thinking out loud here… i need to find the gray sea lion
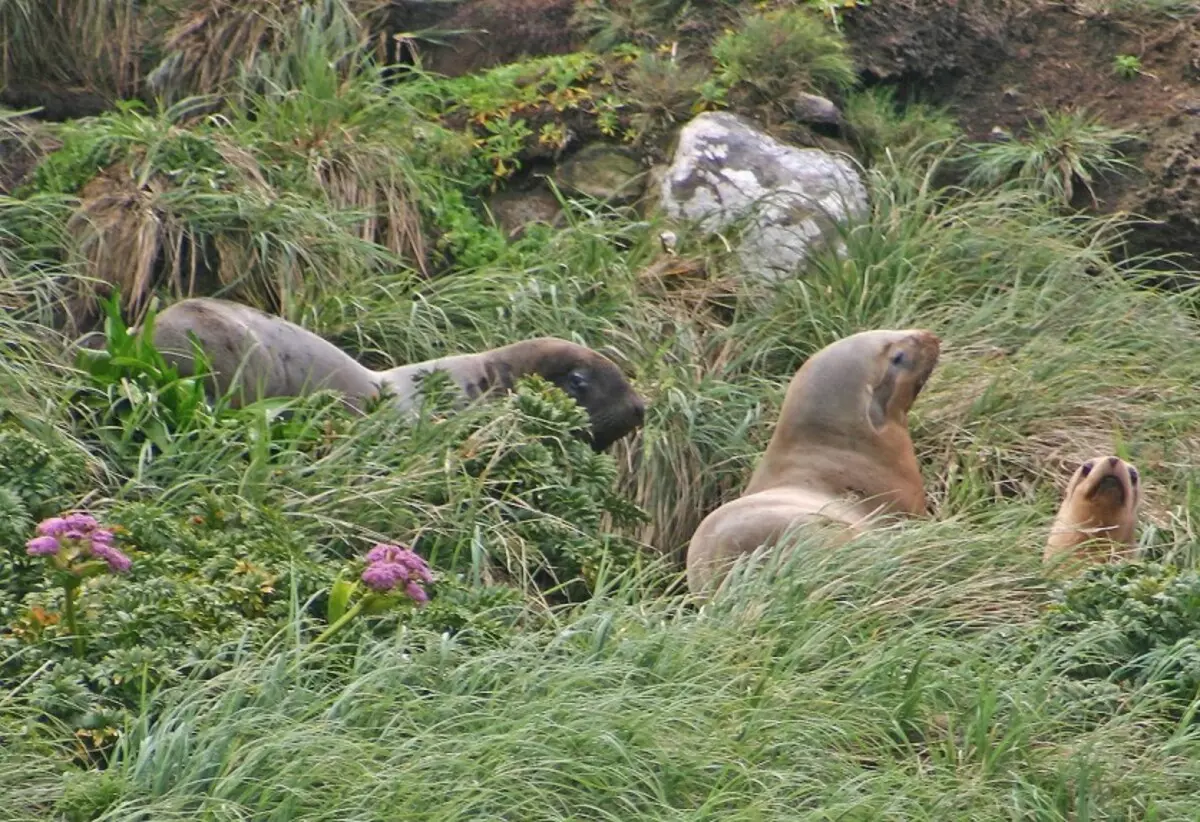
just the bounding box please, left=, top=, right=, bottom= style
left=148, top=297, right=646, bottom=451
left=686, top=328, right=941, bottom=597
left=1043, top=455, right=1140, bottom=569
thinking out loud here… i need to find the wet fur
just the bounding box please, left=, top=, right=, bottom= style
left=1044, top=455, right=1140, bottom=569
left=149, top=298, right=645, bottom=451
left=686, top=329, right=942, bottom=597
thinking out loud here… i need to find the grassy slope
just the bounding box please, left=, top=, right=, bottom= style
left=4, top=3, right=1200, bottom=819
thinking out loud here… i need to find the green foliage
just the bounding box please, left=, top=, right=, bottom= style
left=1040, top=561, right=1200, bottom=705
left=711, top=6, right=858, bottom=102
left=570, top=0, right=693, bottom=50
left=843, top=86, right=962, bottom=164
left=1112, top=53, right=1144, bottom=79
left=8, top=1, right=1200, bottom=814
left=0, top=427, right=88, bottom=595
left=963, top=109, right=1138, bottom=207
left=69, top=295, right=223, bottom=467
left=400, top=52, right=614, bottom=184
left=622, top=51, right=710, bottom=140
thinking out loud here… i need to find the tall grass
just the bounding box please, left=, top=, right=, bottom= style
left=5, top=6, right=1200, bottom=817
left=22, top=530, right=1200, bottom=820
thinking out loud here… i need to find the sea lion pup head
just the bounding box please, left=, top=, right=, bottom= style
left=475, top=337, right=646, bottom=451
left=1044, top=455, right=1141, bottom=568
left=745, top=328, right=941, bottom=515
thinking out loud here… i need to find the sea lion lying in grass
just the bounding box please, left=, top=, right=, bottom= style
left=148, top=297, right=646, bottom=451
left=1043, top=455, right=1141, bottom=569
left=686, top=328, right=941, bottom=597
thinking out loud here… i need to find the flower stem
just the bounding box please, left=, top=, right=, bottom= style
left=62, top=583, right=84, bottom=659
left=312, top=599, right=369, bottom=646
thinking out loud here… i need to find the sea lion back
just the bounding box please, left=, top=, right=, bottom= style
left=152, top=298, right=379, bottom=408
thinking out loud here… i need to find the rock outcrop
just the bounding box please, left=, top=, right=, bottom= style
left=659, top=112, right=868, bottom=280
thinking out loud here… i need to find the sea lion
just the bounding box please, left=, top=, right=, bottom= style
left=686, top=328, right=941, bottom=597
left=1043, top=455, right=1140, bottom=568
left=147, top=297, right=645, bottom=451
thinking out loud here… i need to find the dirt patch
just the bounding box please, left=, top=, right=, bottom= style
left=842, top=0, right=1018, bottom=83
left=846, top=0, right=1200, bottom=270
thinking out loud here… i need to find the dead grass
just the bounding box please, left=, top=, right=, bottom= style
left=0, top=0, right=161, bottom=101
left=147, top=0, right=384, bottom=104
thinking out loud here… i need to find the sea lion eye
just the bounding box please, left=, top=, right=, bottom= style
left=566, top=370, right=589, bottom=393
left=891, top=350, right=907, bottom=367
left=1128, top=466, right=1139, bottom=485
left=1080, top=460, right=1095, bottom=477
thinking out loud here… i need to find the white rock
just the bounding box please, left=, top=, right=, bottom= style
left=660, top=111, right=868, bottom=280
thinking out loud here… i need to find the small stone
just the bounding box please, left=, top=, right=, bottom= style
left=486, top=187, right=561, bottom=239
left=791, top=92, right=843, bottom=127
left=988, top=125, right=1012, bottom=142
left=555, top=144, right=646, bottom=204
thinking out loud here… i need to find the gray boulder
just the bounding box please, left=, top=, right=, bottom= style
left=660, top=111, right=868, bottom=280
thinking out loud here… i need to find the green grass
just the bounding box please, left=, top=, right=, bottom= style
left=20, top=532, right=1200, bottom=820
left=5, top=4, right=1200, bottom=819
left=712, top=5, right=858, bottom=103
left=963, top=109, right=1139, bottom=208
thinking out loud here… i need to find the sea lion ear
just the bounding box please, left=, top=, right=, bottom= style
left=868, top=359, right=898, bottom=430
left=479, top=360, right=516, bottom=396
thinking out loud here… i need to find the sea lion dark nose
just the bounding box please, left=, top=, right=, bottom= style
left=1107, top=456, right=1120, bottom=468
left=630, top=396, right=646, bottom=426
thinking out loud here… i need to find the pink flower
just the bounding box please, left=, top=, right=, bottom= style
left=26, top=535, right=61, bottom=557
left=361, top=543, right=432, bottom=604
left=35, top=517, right=69, bottom=538
left=63, top=513, right=98, bottom=530
left=361, top=562, right=410, bottom=593
left=404, top=581, right=429, bottom=604
left=27, top=513, right=131, bottom=574
left=91, top=542, right=132, bottom=574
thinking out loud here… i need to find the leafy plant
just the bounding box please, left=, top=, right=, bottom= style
left=69, top=295, right=224, bottom=467
left=622, top=50, right=709, bottom=140
left=711, top=6, right=857, bottom=103
left=843, top=86, right=962, bottom=164
left=1112, top=53, right=1143, bottom=79
left=963, top=108, right=1137, bottom=207
left=570, top=0, right=692, bottom=50
left=1039, top=561, right=1200, bottom=707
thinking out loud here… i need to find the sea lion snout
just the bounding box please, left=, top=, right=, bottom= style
left=1091, top=473, right=1127, bottom=504
left=630, top=394, right=646, bottom=427
left=907, top=329, right=942, bottom=369
left=1082, top=456, right=1136, bottom=506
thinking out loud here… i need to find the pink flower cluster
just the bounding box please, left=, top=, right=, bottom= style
left=26, top=513, right=132, bottom=574
left=361, top=543, right=433, bottom=603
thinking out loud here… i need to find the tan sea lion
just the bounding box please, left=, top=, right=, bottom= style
left=1043, top=455, right=1140, bottom=569
left=147, top=297, right=646, bottom=451
left=686, top=328, right=941, bottom=597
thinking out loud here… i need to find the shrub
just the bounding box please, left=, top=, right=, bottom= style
left=843, top=86, right=962, bottom=164
left=711, top=6, right=857, bottom=102
left=570, top=0, right=692, bottom=50
left=963, top=108, right=1137, bottom=207
left=622, top=51, right=709, bottom=141
left=1039, top=561, right=1200, bottom=706
left=1112, top=53, right=1143, bottom=79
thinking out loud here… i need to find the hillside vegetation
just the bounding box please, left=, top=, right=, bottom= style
left=4, top=1, right=1200, bottom=819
